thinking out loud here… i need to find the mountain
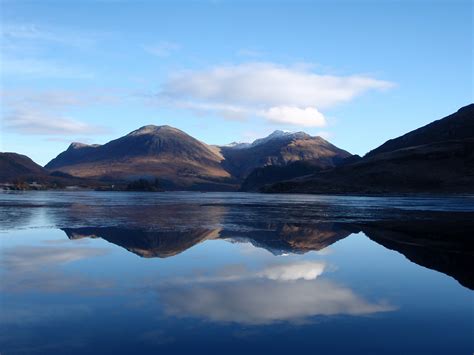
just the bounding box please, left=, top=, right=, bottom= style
left=241, top=155, right=359, bottom=192
left=264, top=104, right=474, bottom=194
left=219, top=130, right=352, bottom=178
left=0, top=152, right=96, bottom=189
left=45, top=125, right=351, bottom=190
left=0, top=152, right=48, bottom=182
left=45, top=125, right=237, bottom=190
left=366, top=104, right=474, bottom=157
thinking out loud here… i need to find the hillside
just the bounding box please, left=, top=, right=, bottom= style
left=0, top=152, right=48, bottom=182
left=45, top=125, right=237, bottom=190
left=220, top=130, right=352, bottom=179
left=264, top=104, right=474, bottom=194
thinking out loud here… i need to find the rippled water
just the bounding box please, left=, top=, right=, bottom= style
left=1, top=191, right=473, bottom=354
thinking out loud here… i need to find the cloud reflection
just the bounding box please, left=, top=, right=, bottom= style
left=159, top=261, right=395, bottom=325
left=2, top=246, right=106, bottom=271
left=258, top=261, right=325, bottom=281
left=1, top=245, right=110, bottom=293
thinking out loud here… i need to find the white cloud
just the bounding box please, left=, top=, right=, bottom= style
left=161, top=278, right=395, bottom=325
left=175, top=261, right=327, bottom=284
left=259, top=106, right=326, bottom=127
left=159, top=62, right=394, bottom=127
left=158, top=261, right=394, bottom=324
left=143, top=41, right=180, bottom=57
left=257, top=261, right=326, bottom=281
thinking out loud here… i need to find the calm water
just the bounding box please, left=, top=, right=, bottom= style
left=1, top=191, right=473, bottom=354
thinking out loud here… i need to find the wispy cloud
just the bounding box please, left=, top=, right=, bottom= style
left=1, top=58, right=94, bottom=79
left=159, top=62, right=394, bottom=127
left=237, top=48, right=265, bottom=58
left=4, top=109, right=108, bottom=135
left=1, top=245, right=112, bottom=296
left=1, top=23, right=100, bottom=79
left=1, top=23, right=98, bottom=48
left=1, top=90, right=114, bottom=135
left=143, top=41, right=180, bottom=57
left=2, top=245, right=107, bottom=272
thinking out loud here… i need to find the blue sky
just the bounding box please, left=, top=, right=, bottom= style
left=1, top=0, right=472, bottom=165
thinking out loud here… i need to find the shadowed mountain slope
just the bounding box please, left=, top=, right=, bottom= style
left=0, top=152, right=48, bottom=182
left=366, top=104, right=474, bottom=157
left=264, top=104, right=474, bottom=194
left=219, top=130, right=352, bottom=179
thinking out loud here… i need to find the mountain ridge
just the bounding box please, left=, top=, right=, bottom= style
left=44, top=125, right=351, bottom=189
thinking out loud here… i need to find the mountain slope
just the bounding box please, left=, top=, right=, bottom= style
left=0, top=152, right=95, bottom=188
left=367, top=104, right=474, bottom=157
left=240, top=161, right=323, bottom=192
left=45, top=125, right=237, bottom=190
left=0, top=152, right=48, bottom=182
left=264, top=104, right=474, bottom=194
left=220, top=130, right=352, bottom=178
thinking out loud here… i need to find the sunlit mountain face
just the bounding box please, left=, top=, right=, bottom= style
left=0, top=192, right=473, bottom=354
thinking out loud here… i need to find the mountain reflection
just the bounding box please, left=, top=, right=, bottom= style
left=356, top=216, right=474, bottom=290
left=64, top=227, right=221, bottom=258
left=219, top=222, right=353, bottom=255
left=62, top=222, right=352, bottom=258
left=62, top=212, right=474, bottom=290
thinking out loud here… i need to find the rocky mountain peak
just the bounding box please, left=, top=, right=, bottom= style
left=127, top=125, right=178, bottom=136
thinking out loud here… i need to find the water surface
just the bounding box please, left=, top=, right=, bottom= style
left=1, top=191, right=473, bottom=354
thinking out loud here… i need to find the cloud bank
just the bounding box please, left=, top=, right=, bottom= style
left=159, top=62, right=394, bottom=126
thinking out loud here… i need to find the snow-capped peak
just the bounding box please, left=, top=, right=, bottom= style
left=222, top=130, right=310, bottom=150
left=250, top=130, right=308, bottom=147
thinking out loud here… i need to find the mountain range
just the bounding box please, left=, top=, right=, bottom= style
left=2, top=124, right=350, bottom=190
left=1, top=103, right=473, bottom=193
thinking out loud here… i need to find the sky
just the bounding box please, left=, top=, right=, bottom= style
left=0, top=0, right=472, bottom=165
